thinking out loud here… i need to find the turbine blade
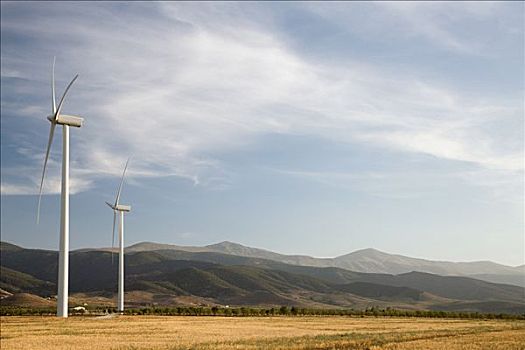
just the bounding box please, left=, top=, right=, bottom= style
left=105, top=201, right=114, bottom=209
left=54, top=74, right=79, bottom=121
left=52, top=57, right=56, bottom=114
left=111, top=210, right=116, bottom=266
left=37, top=122, right=56, bottom=224
left=114, top=157, right=130, bottom=206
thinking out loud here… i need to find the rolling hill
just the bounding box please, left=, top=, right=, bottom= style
left=122, top=241, right=525, bottom=287
left=0, top=293, right=55, bottom=308
left=2, top=241, right=524, bottom=313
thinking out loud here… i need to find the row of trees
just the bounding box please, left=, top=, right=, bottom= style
left=1, top=305, right=523, bottom=320
left=118, top=305, right=525, bottom=319
left=123, top=306, right=523, bottom=319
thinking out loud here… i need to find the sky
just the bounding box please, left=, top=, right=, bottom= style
left=1, top=2, right=523, bottom=266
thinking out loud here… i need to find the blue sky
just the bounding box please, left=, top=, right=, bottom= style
left=1, top=2, right=523, bottom=265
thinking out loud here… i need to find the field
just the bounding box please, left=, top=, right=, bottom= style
left=1, top=316, right=525, bottom=350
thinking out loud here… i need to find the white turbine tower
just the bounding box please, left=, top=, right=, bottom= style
left=37, top=58, right=83, bottom=318
left=106, top=158, right=131, bottom=313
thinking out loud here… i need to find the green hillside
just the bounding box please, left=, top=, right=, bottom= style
left=123, top=241, right=524, bottom=286
left=0, top=266, right=54, bottom=295
left=1, top=242, right=524, bottom=313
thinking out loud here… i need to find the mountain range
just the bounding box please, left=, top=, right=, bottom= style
left=1, top=241, right=524, bottom=314
left=122, top=241, right=525, bottom=287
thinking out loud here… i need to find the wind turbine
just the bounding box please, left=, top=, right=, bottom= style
left=37, top=58, right=84, bottom=318
left=106, top=158, right=131, bottom=313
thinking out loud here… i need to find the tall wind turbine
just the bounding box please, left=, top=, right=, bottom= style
left=106, top=158, right=131, bottom=313
left=37, top=58, right=84, bottom=318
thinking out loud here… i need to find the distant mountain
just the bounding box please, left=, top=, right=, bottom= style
left=122, top=241, right=524, bottom=287
left=333, top=248, right=522, bottom=276
left=467, top=274, right=525, bottom=288
left=0, top=242, right=24, bottom=252
left=2, top=242, right=524, bottom=314
left=126, top=242, right=207, bottom=253
left=125, top=241, right=334, bottom=267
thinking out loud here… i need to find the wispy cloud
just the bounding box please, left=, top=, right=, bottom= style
left=1, top=2, right=522, bottom=198
left=1, top=175, right=93, bottom=196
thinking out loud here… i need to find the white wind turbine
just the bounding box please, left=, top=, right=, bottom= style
left=37, top=58, right=84, bottom=318
left=106, top=158, right=131, bottom=313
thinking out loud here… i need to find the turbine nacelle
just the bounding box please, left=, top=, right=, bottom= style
left=47, top=114, right=84, bottom=128
left=105, top=202, right=131, bottom=212
left=116, top=204, right=131, bottom=212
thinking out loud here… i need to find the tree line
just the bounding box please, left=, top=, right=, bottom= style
left=1, top=305, right=523, bottom=320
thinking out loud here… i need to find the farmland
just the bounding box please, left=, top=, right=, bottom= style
left=1, top=316, right=524, bottom=350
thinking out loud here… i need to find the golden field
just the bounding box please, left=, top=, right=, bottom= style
left=1, top=316, right=524, bottom=350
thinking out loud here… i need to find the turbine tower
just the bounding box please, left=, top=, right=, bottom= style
left=37, top=58, right=83, bottom=318
left=106, top=158, right=131, bottom=313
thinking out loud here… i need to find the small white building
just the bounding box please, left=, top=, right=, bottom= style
left=72, top=306, right=87, bottom=314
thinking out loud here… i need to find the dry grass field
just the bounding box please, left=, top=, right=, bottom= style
left=1, top=316, right=524, bottom=350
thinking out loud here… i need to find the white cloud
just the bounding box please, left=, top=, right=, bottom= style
left=1, top=2, right=522, bottom=198
left=1, top=172, right=93, bottom=195
left=1, top=183, right=35, bottom=195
